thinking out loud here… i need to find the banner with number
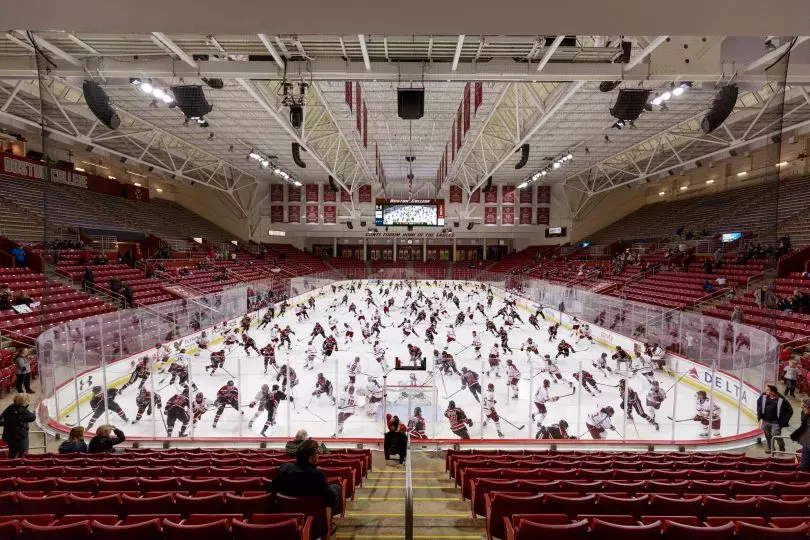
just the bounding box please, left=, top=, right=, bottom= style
left=288, top=185, right=301, bottom=203
left=306, top=184, right=319, bottom=202
left=340, top=189, right=352, bottom=202
left=537, top=185, right=551, bottom=204
left=484, top=206, right=497, bottom=225
left=536, top=207, right=550, bottom=225
left=501, top=206, right=515, bottom=225
left=470, top=189, right=480, bottom=203
left=323, top=205, right=337, bottom=224
left=359, top=185, right=372, bottom=203
left=502, top=186, right=515, bottom=204
left=323, top=184, right=337, bottom=202
left=270, top=205, right=284, bottom=223
left=519, top=186, right=532, bottom=204
left=449, top=185, right=463, bottom=204
left=287, top=205, right=301, bottom=224
left=306, top=205, right=319, bottom=223
left=484, top=186, right=498, bottom=204
left=519, top=206, right=532, bottom=225
left=270, top=184, right=284, bottom=202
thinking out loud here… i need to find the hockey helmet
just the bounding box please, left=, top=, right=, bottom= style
left=413, top=406, right=422, bottom=416
left=183, top=388, right=189, bottom=396
left=696, top=390, right=708, bottom=401
left=652, top=381, right=660, bottom=387
left=543, top=379, right=551, bottom=387
left=272, top=384, right=279, bottom=391
left=92, top=385, right=102, bottom=393
left=487, top=383, right=495, bottom=391
left=461, top=367, right=468, bottom=373
left=227, top=380, right=234, bottom=386
left=448, top=400, right=456, bottom=409
left=559, top=419, right=569, bottom=430
left=195, top=392, right=204, bottom=402
left=506, top=359, right=513, bottom=365
left=261, top=384, right=269, bottom=392
left=138, top=387, right=146, bottom=395
left=603, top=406, right=615, bottom=416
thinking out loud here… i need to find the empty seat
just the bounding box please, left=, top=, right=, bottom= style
left=758, top=496, right=810, bottom=517
left=175, top=494, right=226, bottom=517
left=590, top=519, right=661, bottom=540
left=661, top=521, right=735, bottom=540
left=91, top=518, right=162, bottom=540
left=163, top=519, right=230, bottom=540
left=648, top=495, right=702, bottom=516
left=737, top=521, right=809, bottom=540
left=121, top=494, right=174, bottom=515
left=702, top=496, right=758, bottom=517
left=21, top=520, right=92, bottom=540
left=506, top=518, right=589, bottom=540
left=231, top=519, right=302, bottom=540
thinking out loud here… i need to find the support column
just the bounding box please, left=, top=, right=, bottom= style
left=423, top=239, right=427, bottom=262
left=483, top=237, right=487, bottom=260
left=363, top=237, right=367, bottom=262
left=333, top=237, right=338, bottom=257
left=393, top=241, right=397, bottom=262
left=452, top=237, right=457, bottom=263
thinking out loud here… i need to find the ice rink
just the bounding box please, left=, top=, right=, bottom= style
left=63, top=280, right=758, bottom=442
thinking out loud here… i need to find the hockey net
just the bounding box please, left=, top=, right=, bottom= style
left=380, top=383, right=438, bottom=439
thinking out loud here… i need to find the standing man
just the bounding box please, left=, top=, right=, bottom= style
left=790, top=399, right=810, bottom=471
left=13, top=347, right=34, bottom=394
left=756, top=384, right=793, bottom=453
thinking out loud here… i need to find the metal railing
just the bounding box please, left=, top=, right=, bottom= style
left=405, top=434, right=413, bottom=540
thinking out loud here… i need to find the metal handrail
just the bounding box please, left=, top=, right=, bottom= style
left=404, top=433, right=413, bottom=540
left=28, top=430, right=49, bottom=453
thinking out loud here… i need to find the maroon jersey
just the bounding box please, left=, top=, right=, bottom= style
left=217, top=385, right=239, bottom=403
left=166, top=393, right=190, bottom=413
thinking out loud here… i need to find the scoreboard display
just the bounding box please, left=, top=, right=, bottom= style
left=374, top=198, right=445, bottom=227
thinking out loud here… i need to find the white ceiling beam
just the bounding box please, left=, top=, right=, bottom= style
left=745, top=36, right=809, bottom=72
left=536, top=35, right=564, bottom=73
left=451, top=34, right=465, bottom=71
left=151, top=32, right=198, bottom=68
left=623, top=35, right=668, bottom=71
left=66, top=33, right=101, bottom=56
left=358, top=34, right=371, bottom=71
left=20, top=31, right=83, bottom=66
left=4, top=32, right=34, bottom=52
left=1, top=81, right=24, bottom=112
left=257, top=33, right=286, bottom=70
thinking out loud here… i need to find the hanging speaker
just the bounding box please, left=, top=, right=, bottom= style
left=482, top=176, right=493, bottom=193
left=397, top=88, right=424, bottom=120
left=292, top=142, right=307, bottom=168
left=610, top=89, right=651, bottom=121
left=514, top=144, right=530, bottom=169
left=701, top=85, right=738, bottom=134
left=26, top=150, right=44, bottom=161
left=346, top=222, right=354, bottom=230
left=620, top=41, right=632, bottom=63
left=328, top=175, right=337, bottom=191
left=83, top=80, right=121, bottom=130
left=453, top=221, right=460, bottom=228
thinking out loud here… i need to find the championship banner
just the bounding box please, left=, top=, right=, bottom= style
left=474, top=82, right=483, bottom=115
left=270, top=184, right=284, bottom=202
left=537, top=185, right=551, bottom=204
left=340, top=188, right=352, bottom=202
left=501, top=206, right=515, bottom=225
left=306, top=205, right=319, bottom=223
left=519, top=206, right=532, bottom=225
left=288, top=185, right=301, bottom=202
left=323, top=184, right=337, bottom=202
left=306, top=184, right=319, bottom=203
left=287, top=205, right=301, bottom=224
left=536, top=206, right=550, bottom=225
left=484, top=186, right=498, bottom=204
left=323, top=205, right=337, bottom=224
left=363, top=104, right=368, bottom=148
left=484, top=206, right=498, bottom=225
left=270, top=205, right=284, bottom=223
left=451, top=123, right=456, bottom=161
left=519, top=186, right=532, bottom=204
left=359, top=184, right=372, bottom=203
left=449, top=185, right=463, bottom=204
left=463, top=82, right=471, bottom=133
left=345, top=81, right=352, bottom=111
left=502, top=186, right=515, bottom=204
left=124, top=185, right=149, bottom=202
left=355, top=82, right=362, bottom=132
left=470, top=189, right=480, bottom=203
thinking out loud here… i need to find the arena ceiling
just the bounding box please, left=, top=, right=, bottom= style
left=0, top=32, right=809, bottom=218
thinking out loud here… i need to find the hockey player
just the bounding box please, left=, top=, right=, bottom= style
left=471, top=331, right=483, bottom=361
left=536, top=419, right=575, bottom=440
left=257, top=308, right=274, bottom=330
left=279, top=325, right=295, bottom=350
left=576, top=323, right=594, bottom=345
left=259, top=384, right=291, bottom=437
left=247, top=384, right=272, bottom=427
left=407, top=407, right=427, bottom=439
left=445, top=401, right=473, bottom=439
left=261, top=343, right=277, bottom=374
left=521, top=338, right=540, bottom=362
left=192, top=392, right=211, bottom=425
left=482, top=384, right=505, bottom=438
left=373, top=340, right=388, bottom=371
left=242, top=333, right=260, bottom=356
left=694, top=390, right=721, bottom=438
left=347, top=357, right=362, bottom=379
left=533, top=379, right=559, bottom=427
left=310, top=322, right=326, bottom=342
left=364, top=376, right=384, bottom=415
left=86, top=386, right=128, bottom=430
left=399, top=319, right=419, bottom=341
left=439, top=348, right=461, bottom=376
left=505, top=359, right=521, bottom=399
left=267, top=324, right=280, bottom=345
left=120, top=356, right=150, bottom=392
left=528, top=313, right=541, bottom=330
left=618, top=379, right=659, bottom=430
left=555, top=339, right=575, bottom=359
left=240, top=314, right=251, bottom=334
left=544, top=357, right=573, bottom=387
left=335, top=385, right=357, bottom=435
left=455, top=311, right=465, bottom=327
left=498, top=327, right=513, bottom=354
left=631, top=353, right=657, bottom=385
left=276, top=365, right=299, bottom=397
left=205, top=349, right=226, bottom=376
left=570, top=317, right=581, bottom=336
left=311, top=373, right=337, bottom=405
left=548, top=323, right=560, bottom=341
left=424, top=324, right=436, bottom=345
left=644, top=342, right=666, bottom=369
left=475, top=302, right=487, bottom=318
left=305, top=343, right=318, bottom=370
left=593, top=352, right=613, bottom=376
left=168, top=359, right=195, bottom=390
left=612, top=346, right=631, bottom=371
left=485, top=319, right=498, bottom=337
left=446, top=324, right=456, bottom=344
left=342, top=323, right=355, bottom=344
left=165, top=389, right=190, bottom=437
left=573, top=370, right=600, bottom=396
left=212, top=380, right=239, bottom=428
left=461, top=367, right=482, bottom=402
left=586, top=405, right=616, bottom=439
left=645, top=381, right=666, bottom=423
left=361, top=321, right=372, bottom=344
left=195, top=332, right=209, bottom=355
left=487, top=344, right=502, bottom=377
left=132, top=387, right=162, bottom=424
left=406, top=344, right=423, bottom=367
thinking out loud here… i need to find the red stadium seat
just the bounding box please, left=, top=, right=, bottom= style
left=661, top=521, right=735, bottom=540
left=66, top=494, right=121, bottom=516
left=736, top=521, right=809, bottom=540
left=505, top=518, right=589, bottom=540
left=589, top=519, right=661, bottom=540
left=0, top=521, right=20, bottom=540
left=224, top=493, right=274, bottom=516
left=231, top=519, right=302, bottom=540
left=175, top=494, right=226, bottom=517
left=705, top=517, right=768, bottom=527
left=163, top=519, right=230, bottom=540
left=121, top=515, right=182, bottom=525
left=121, top=493, right=175, bottom=515
left=184, top=514, right=243, bottom=525
left=641, top=516, right=701, bottom=527
left=702, top=496, right=758, bottom=517
left=20, top=520, right=91, bottom=540
left=275, top=494, right=329, bottom=540
left=16, top=494, right=68, bottom=516
left=648, top=495, right=702, bottom=516
left=57, top=515, right=119, bottom=525
left=91, top=518, right=163, bottom=540
left=595, top=494, right=649, bottom=518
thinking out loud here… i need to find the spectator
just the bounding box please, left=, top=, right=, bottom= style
left=122, top=283, right=134, bottom=308
left=790, top=399, right=810, bottom=471
left=731, top=306, right=744, bottom=323
left=384, top=414, right=408, bottom=464
left=0, top=284, right=11, bottom=311
left=110, top=276, right=122, bottom=295
left=716, top=275, right=727, bottom=288
left=702, top=258, right=713, bottom=274
left=82, top=266, right=94, bottom=292
left=714, top=248, right=724, bottom=268
left=684, top=229, right=694, bottom=240
left=702, top=280, right=715, bottom=294
left=58, top=426, right=88, bottom=454
left=10, top=246, right=25, bottom=267
left=0, top=394, right=36, bottom=458
left=285, top=429, right=329, bottom=456
left=754, top=286, right=766, bottom=307
left=12, top=291, right=33, bottom=307
left=270, top=438, right=343, bottom=528
left=88, top=425, right=126, bottom=453
left=14, top=347, right=33, bottom=394
left=780, top=346, right=794, bottom=364
left=784, top=361, right=799, bottom=398
left=756, top=384, right=793, bottom=454
left=663, top=248, right=673, bottom=259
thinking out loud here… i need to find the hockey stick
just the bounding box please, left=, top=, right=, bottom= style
left=65, top=409, right=94, bottom=427
left=596, top=381, right=620, bottom=388
left=300, top=407, right=327, bottom=422
left=500, top=416, right=526, bottom=431
left=158, top=408, right=168, bottom=432
left=664, top=371, right=691, bottom=395
left=666, top=416, right=694, bottom=423
left=445, top=386, right=465, bottom=399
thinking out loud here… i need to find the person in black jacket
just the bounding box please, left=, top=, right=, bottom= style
left=82, top=267, right=94, bottom=292
left=88, top=424, right=126, bottom=453
left=384, top=414, right=408, bottom=463
left=270, top=438, right=343, bottom=526
left=757, top=384, right=793, bottom=453
left=58, top=426, right=88, bottom=454
left=0, top=394, right=37, bottom=458
left=790, top=399, right=810, bottom=471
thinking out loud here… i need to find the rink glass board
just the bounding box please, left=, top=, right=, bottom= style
left=375, top=198, right=445, bottom=226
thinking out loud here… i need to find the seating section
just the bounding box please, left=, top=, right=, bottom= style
left=444, top=450, right=805, bottom=540
left=370, top=261, right=405, bottom=279
left=452, top=261, right=497, bottom=280
left=330, top=259, right=368, bottom=279
left=413, top=261, right=450, bottom=279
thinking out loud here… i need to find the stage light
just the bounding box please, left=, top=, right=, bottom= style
left=652, top=97, right=662, bottom=106
left=518, top=182, right=528, bottom=189
left=108, top=175, right=116, bottom=180
left=273, top=168, right=281, bottom=174
left=140, top=82, right=153, bottom=94
left=553, top=161, right=561, bottom=169
left=153, top=88, right=166, bottom=100
left=134, top=182, right=142, bottom=187
left=249, top=151, right=261, bottom=160
left=566, top=153, right=573, bottom=160
left=74, top=167, right=85, bottom=172
left=776, top=161, right=788, bottom=167
left=541, top=170, right=547, bottom=176
left=160, top=93, right=173, bottom=104
left=672, top=86, right=685, bottom=96
left=261, top=159, right=269, bottom=168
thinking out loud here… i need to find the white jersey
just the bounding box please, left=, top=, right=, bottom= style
left=696, top=398, right=721, bottom=421
left=544, top=363, right=561, bottom=376
left=646, top=386, right=666, bottom=407
left=306, top=345, right=317, bottom=359
left=193, top=397, right=211, bottom=415
left=630, top=357, right=646, bottom=372
left=175, top=352, right=190, bottom=365
left=373, top=344, right=385, bottom=360
left=252, top=389, right=269, bottom=404
left=483, top=391, right=497, bottom=412
left=402, top=323, right=413, bottom=333
left=347, top=361, right=361, bottom=377
left=489, top=347, right=500, bottom=360
left=367, top=380, right=383, bottom=399
left=596, top=356, right=608, bottom=368
left=587, top=409, right=613, bottom=430
left=268, top=327, right=279, bottom=341
left=472, top=335, right=482, bottom=348
left=534, top=386, right=550, bottom=404
left=522, top=339, right=537, bottom=351
left=447, top=327, right=456, bottom=339
left=649, top=346, right=665, bottom=361
left=339, top=394, right=357, bottom=414
left=506, top=364, right=520, bottom=379
left=328, top=316, right=337, bottom=329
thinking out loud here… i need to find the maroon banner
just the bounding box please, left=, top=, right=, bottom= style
left=306, top=205, right=319, bottom=224
left=359, top=184, right=372, bottom=203
left=474, top=82, right=483, bottom=115
left=125, top=185, right=150, bottom=202
left=536, top=207, right=550, bottom=225
left=323, top=205, right=336, bottom=224
left=456, top=107, right=462, bottom=150
left=270, top=205, right=284, bottom=223
left=484, top=186, right=498, bottom=204
left=470, top=189, right=480, bottom=203
left=519, top=186, right=532, bottom=204
left=363, top=104, right=368, bottom=148
left=323, top=184, right=337, bottom=202
left=306, top=184, right=319, bottom=202
left=288, top=185, right=301, bottom=203
left=484, top=206, right=497, bottom=225
left=355, top=82, right=362, bottom=132
left=537, top=185, right=551, bottom=204
left=463, top=83, right=471, bottom=134
left=449, top=185, right=463, bottom=204
left=501, top=206, right=515, bottom=225
left=519, top=206, right=532, bottom=225
left=340, top=188, right=352, bottom=202
left=451, top=124, right=456, bottom=161
left=345, top=81, right=353, bottom=111
left=270, top=184, right=284, bottom=202
left=502, top=186, right=515, bottom=204
left=287, top=205, right=301, bottom=224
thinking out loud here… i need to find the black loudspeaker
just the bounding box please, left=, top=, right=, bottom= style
left=292, top=143, right=307, bottom=168
left=599, top=81, right=620, bottom=93
left=701, top=85, right=738, bottom=134
left=26, top=150, right=44, bottom=161
left=360, top=221, right=367, bottom=227
left=397, top=88, right=424, bottom=120
left=407, top=225, right=413, bottom=232
left=346, top=222, right=354, bottom=230
left=514, top=144, right=530, bottom=169
left=83, top=80, right=121, bottom=130
left=328, top=175, right=337, bottom=191
left=620, top=41, right=632, bottom=63
left=201, top=77, right=224, bottom=90
left=610, top=89, right=652, bottom=121
left=466, top=223, right=474, bottom=230
left=170, top=85, right=213, bottom=119
left=453, top=221, right=460, bottom=228
left=482, top=176, right=493, bottom=193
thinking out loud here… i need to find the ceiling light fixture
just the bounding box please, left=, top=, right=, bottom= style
left=659, top=191, right=666, bottom=196
left=156, top=188, right=163, bottom=192
left=134, top=182, right=142, bottom=187
left=706, top=179, right=715, bottom=184
left=737, top=171, right=748, bottom=177
left=517, top=182, right=528, bottom=189
left=74, top=167, right=85, bottom=172
left=680, top=185, right=688, bottom=190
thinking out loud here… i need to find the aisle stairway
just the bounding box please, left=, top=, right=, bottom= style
left=337, top=450, right=483, bottom=539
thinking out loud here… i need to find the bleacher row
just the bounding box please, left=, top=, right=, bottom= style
left=444, top=450, right=808, bottom=540
left=0, top=448, right=371, bottom=540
